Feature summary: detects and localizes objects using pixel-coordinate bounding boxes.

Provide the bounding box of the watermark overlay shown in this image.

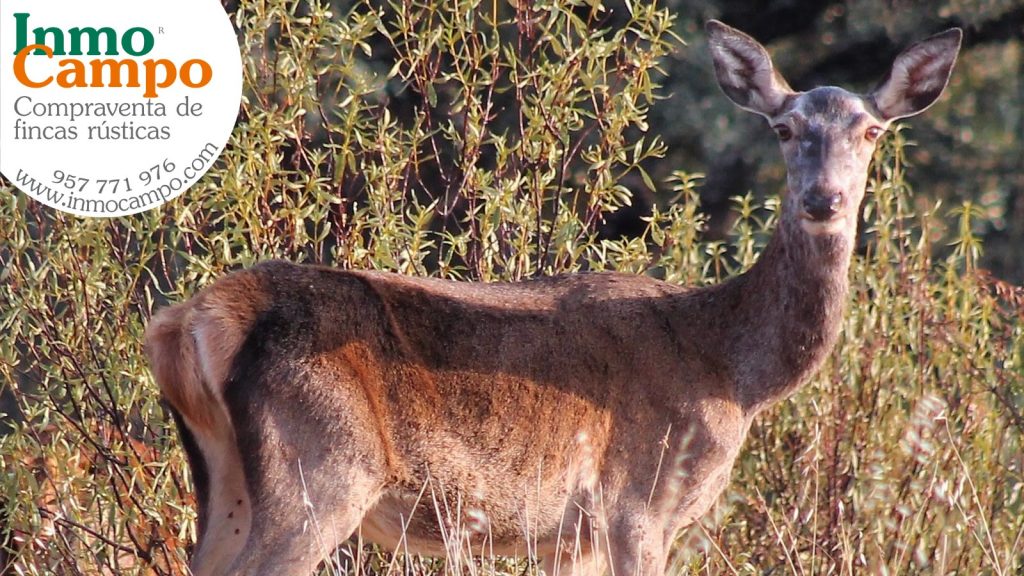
[0,1,242,217]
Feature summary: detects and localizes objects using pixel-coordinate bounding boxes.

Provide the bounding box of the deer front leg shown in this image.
[604,513,670,576]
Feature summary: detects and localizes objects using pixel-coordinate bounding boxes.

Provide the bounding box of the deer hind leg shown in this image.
[218,364,389,575]
[224,496,374,576]
[220,444,385,576]
[182,421,253,576]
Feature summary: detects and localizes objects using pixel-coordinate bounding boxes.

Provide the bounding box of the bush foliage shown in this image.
[1,0,1021,574]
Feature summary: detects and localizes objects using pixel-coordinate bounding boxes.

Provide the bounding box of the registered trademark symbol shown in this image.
[159,27,165,34]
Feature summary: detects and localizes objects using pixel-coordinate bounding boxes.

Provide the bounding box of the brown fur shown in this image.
[145,22,960,576]
[145,304,217,433]
[145,271,269,436]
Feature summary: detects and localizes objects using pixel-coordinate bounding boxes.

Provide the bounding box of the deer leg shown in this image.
[220,432,384,576]
[542,549,606,576]
[185,424,253,576]
[224,498,371,576]
[607,540,666,576]
[541,498,609,576]
[604,516,669,576]
[219,369,389,576]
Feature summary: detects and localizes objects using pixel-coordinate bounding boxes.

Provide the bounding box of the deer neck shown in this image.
[729,213,854,414]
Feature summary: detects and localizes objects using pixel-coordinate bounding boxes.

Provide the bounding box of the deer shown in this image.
[144,21,961,576]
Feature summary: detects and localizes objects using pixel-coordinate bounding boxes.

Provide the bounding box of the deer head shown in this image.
[706,21,961,237]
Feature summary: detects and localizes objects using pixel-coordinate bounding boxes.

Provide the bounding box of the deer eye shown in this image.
[865,126,885,141]
[773,125,793,142]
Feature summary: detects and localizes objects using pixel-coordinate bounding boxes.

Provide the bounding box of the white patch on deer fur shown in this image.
[800,216,847,236]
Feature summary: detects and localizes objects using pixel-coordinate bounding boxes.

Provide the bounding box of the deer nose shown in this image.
[802,191,843,221]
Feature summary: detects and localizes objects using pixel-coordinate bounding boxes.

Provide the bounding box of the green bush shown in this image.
[1,0,1021,574]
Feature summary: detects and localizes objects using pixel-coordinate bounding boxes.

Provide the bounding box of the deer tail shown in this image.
[144,269,269,573]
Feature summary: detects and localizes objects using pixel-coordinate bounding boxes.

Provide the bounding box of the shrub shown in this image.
[0,0,1020,574]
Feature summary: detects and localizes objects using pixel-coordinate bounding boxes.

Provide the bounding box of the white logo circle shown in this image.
[0,0,242,217]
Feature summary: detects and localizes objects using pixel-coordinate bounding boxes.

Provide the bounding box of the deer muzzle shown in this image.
[801,190,843,222]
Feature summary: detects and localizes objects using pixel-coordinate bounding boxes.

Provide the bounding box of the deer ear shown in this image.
[706,20,794,119]
[871,28,962,121]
